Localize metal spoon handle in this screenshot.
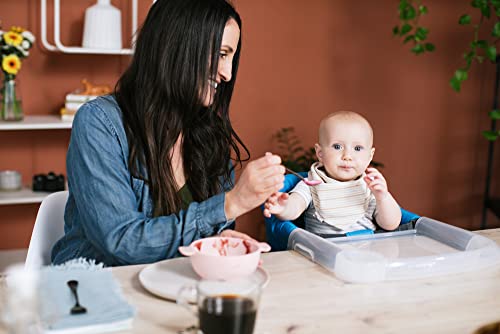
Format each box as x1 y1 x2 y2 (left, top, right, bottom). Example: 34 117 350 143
285 167 306 181
284 167 321 186
67 280 81 304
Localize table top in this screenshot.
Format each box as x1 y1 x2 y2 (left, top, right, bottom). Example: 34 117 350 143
114 228 500 334
3 228 500 334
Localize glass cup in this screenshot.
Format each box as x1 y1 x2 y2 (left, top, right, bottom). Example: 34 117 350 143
177 277 261 334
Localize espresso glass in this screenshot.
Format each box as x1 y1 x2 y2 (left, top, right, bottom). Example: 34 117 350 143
177 277 261 334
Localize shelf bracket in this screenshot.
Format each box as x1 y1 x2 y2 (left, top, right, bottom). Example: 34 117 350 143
40 0 154 55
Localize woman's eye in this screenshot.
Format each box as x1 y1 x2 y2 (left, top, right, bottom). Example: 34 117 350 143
354 146 363 151
333 144 342 150
220 53 228 60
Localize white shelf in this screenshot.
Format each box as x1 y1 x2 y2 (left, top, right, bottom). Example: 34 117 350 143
40 0 155 55
0 115 72 131
0 188 50 205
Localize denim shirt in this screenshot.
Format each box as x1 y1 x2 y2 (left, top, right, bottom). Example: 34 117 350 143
51 95 234 266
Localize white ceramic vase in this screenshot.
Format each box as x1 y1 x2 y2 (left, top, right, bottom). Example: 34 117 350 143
82 0 122 50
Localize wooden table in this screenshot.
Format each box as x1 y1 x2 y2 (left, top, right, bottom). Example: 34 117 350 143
2 229 500 333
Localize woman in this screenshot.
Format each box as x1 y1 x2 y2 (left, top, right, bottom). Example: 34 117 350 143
51 0 285 266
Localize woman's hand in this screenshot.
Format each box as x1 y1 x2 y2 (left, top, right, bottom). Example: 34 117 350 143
219 229 257 242
225 152 285 220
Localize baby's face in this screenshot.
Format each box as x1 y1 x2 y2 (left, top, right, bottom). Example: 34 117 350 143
315 117 374 181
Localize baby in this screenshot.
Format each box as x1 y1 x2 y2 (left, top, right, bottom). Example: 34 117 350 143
263 111 401 237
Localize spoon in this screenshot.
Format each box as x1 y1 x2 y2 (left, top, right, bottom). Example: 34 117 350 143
67 280 87 315
285 167 322 186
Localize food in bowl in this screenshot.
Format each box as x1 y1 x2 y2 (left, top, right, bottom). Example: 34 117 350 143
178 237 271 280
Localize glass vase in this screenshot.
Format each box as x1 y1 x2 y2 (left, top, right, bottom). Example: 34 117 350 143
1 79 23 121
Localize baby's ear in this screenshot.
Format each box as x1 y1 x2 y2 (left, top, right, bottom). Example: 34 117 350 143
370 147 375 160
314 143 323 161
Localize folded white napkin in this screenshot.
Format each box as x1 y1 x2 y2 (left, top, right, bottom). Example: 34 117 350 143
39 259 135 334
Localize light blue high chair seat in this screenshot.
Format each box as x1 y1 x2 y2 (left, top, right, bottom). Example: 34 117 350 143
262 173 420 251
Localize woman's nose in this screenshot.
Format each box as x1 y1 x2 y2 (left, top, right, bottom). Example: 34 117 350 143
218 60 232 82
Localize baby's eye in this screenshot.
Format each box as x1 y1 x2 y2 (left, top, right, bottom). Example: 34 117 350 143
333 144 342 150
354 145 363 152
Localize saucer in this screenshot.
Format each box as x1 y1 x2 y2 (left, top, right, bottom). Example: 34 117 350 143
138 257 270 303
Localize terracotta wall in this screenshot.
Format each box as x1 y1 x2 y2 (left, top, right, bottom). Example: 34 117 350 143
0 0 498 250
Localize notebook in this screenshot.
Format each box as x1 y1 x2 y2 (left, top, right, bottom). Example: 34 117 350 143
38 260 135 334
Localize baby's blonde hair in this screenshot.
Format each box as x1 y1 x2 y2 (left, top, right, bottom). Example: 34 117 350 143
318 111 373 146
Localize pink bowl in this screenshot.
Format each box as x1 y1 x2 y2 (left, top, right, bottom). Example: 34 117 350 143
178 237 271 280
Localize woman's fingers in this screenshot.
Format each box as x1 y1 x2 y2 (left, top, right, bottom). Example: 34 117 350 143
220 229 257 242
225 153 286 220
244 154 285 193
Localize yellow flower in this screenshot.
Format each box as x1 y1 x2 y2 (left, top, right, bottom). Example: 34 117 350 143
10 26 25 34
2 54 22 75
3 31 23 46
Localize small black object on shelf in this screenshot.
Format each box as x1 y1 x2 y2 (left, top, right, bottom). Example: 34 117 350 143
32 172 65 192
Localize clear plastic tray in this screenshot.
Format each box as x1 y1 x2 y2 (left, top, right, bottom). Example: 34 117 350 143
287 217 500 283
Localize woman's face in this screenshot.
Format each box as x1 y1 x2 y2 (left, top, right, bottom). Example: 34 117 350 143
202 18 240 107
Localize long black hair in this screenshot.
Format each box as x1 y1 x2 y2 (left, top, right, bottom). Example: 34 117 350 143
115 0 249 216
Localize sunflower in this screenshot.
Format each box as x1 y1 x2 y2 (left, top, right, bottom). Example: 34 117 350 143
11 26 25 34
2 54 22 75
3 31 23 46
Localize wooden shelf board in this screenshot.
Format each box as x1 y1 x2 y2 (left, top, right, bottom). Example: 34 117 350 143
0 188 50 205
0 115 72 131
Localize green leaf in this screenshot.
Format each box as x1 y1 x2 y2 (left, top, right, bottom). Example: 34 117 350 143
493 22 500 37
486 45 497 62
481 4 491 17
424 43 435 51
463 51 475 60
489 109 500 120
393 25 399 36
482 130 499 141
459 14 472 24
403 35 415 43
477 55 485 63
411 44 425 54
471 0 481 8
454 69 468 81
398 0 409 12
401 5 417 20
475 40 488 48
463 51 475 66
415 27 429 41
419 5 428 14
491 0 500 8
450 77 462 92
400 23 412 36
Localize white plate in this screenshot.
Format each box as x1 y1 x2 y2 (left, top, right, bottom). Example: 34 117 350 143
138 257 270 302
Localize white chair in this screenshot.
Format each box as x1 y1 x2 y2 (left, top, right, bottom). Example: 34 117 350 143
25 191 68 269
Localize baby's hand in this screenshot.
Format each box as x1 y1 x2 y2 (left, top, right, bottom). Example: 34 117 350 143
364 167 389 200
263 192 289 218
